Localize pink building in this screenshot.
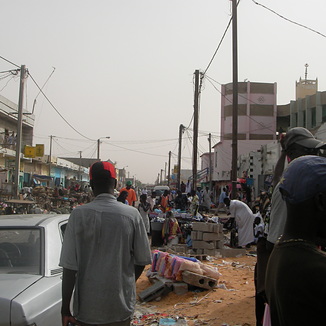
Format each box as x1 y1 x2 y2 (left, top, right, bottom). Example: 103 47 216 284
213 81 277 182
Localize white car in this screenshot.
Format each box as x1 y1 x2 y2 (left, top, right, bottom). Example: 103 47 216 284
0 214 70 326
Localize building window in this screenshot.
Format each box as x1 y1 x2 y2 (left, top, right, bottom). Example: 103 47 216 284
311 107 316 127
322 105 326 123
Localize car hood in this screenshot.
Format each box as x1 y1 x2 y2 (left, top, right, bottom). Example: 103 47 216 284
0 274 42 300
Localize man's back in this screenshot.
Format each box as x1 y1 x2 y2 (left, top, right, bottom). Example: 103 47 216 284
60 193 151 324
266 240 326 325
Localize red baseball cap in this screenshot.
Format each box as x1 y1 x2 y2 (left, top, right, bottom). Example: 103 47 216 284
89 161 116 180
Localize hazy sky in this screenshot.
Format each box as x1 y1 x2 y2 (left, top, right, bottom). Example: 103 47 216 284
1 0 325 184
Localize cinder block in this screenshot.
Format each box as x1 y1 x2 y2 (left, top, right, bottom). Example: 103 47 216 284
138 280 172 302
216 240 224 249
191 231 197 240
215 248 246 258
173 282 188 295
171 244 188 253
203 232 224 241
192 222 213 233
192 240 214 249
203 248 216 256
197 231 203 240
182 271 217 290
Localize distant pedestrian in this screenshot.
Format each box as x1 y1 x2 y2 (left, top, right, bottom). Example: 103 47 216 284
60 161 151 326
265 155 326 325
217 188 229 213
147 191 157 211
158 190 170 212
174 190 187 211
180 181 186 193
138 194 150 234
117 190 129 205
224 197 255 248
120 180 137 206
202 186 212 211
190 189 199 216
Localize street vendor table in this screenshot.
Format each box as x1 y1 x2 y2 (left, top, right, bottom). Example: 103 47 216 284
5 199 35 214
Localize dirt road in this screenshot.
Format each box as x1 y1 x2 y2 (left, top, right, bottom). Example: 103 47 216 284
135 252 257 326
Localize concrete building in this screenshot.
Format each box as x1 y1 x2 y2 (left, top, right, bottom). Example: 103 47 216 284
213 81 278 183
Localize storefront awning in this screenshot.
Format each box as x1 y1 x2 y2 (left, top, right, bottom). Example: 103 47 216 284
33 174 53 182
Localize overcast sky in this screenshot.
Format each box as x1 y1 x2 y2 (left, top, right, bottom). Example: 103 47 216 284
1 0 325 184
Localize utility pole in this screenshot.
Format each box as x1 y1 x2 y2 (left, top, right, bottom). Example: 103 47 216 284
48 135 54 180
167 151 171 187
192 70 200 191
160 169 164 185
231 0 238 200
48 135 53 163
177 124 185 190
208 133 212 191
164 162 167 182
78 151 82 181
13 65 26 198
97 139 100 160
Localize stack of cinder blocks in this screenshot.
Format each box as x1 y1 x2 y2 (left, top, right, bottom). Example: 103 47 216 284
191 222 224 256
191 222 246 257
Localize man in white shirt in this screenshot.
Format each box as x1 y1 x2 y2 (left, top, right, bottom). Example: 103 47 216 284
60 161 152 326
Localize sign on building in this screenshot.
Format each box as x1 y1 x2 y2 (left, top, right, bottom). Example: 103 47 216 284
24 145 36 158
35 144 44 157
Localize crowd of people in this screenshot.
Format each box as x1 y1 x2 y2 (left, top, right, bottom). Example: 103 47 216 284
57 126 326 326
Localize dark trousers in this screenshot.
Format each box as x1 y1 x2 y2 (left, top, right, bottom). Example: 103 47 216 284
77 318 131 326
254 237 274 326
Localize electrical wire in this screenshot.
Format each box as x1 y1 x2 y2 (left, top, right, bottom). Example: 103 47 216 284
0 55 20 68
204 75 277 134
108 142 168 158
28 71 95 141
251 0 326 38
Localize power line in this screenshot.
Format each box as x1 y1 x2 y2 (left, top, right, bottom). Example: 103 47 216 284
203 13 232 75
204 75 277 134
28 71 95 141
251 0 326 38
0 55 20 68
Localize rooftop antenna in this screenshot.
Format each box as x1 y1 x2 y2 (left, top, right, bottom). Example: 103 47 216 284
304 63 309 81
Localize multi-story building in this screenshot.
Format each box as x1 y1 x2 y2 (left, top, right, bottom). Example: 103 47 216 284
213 81 278 183
0 94 35 190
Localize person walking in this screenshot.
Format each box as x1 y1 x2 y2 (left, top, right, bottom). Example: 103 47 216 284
60 161 152 326
265 155 326 325
217 187 229 213
119 180 137 206
138 193 150 234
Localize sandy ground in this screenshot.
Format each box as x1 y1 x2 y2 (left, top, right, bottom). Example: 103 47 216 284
134 251 257 326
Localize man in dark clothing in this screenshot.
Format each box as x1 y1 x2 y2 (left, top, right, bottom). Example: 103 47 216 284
255 127 326 326
265 155 326 325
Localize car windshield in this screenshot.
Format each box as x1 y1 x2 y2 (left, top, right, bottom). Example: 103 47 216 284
0 228 41 275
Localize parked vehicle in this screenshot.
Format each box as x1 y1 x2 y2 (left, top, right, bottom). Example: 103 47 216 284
0 214 70 326
153 185 170 197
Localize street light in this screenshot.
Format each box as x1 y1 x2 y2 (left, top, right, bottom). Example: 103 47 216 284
97 136 110 160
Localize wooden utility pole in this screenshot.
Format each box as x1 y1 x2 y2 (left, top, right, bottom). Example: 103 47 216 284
231 0 238 199
177 124 185 190
78 151 82 181
97 139 100 160
13 65 26 198
48 135 53 163
193 70 200 191
48 135 54 179
160 169 164 185
208 133 212 191
167 151 171 187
